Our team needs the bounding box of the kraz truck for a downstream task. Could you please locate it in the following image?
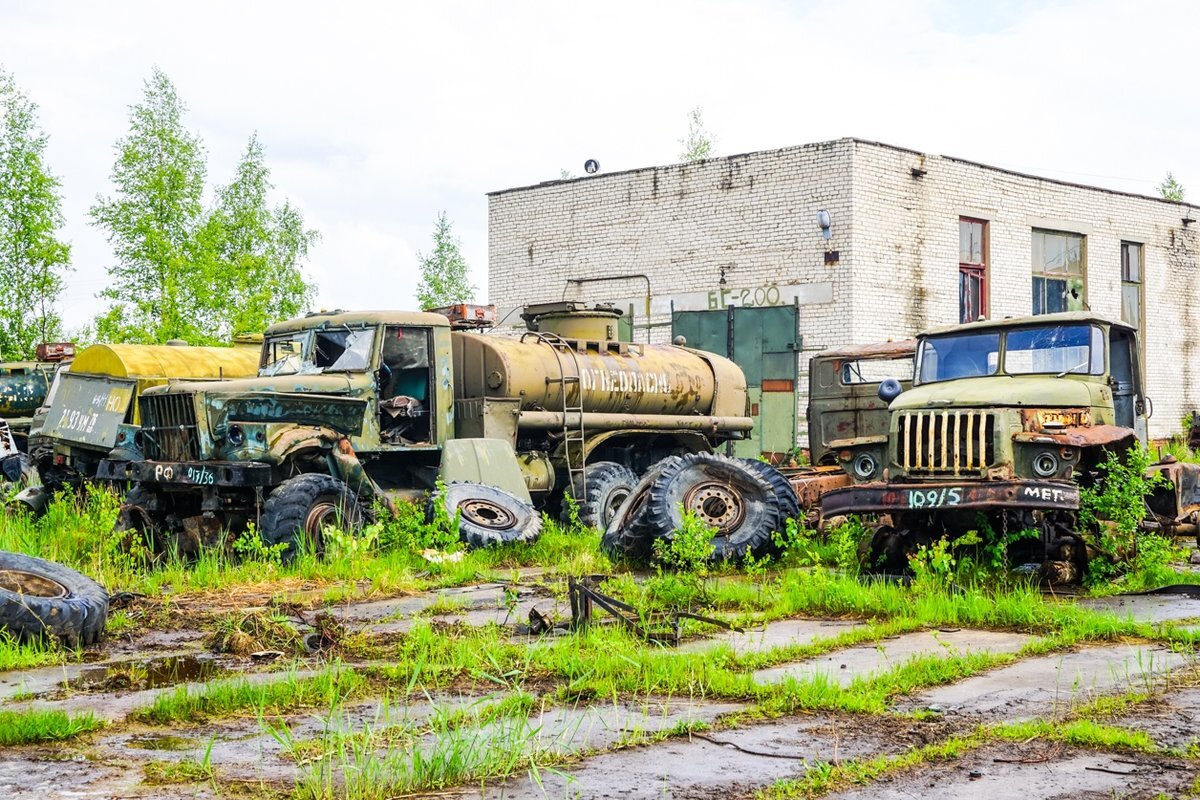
[97,303,764,557]
[25,343,261,508]
[821,311,1200,581]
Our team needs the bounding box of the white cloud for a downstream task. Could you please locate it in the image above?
[2,0,1197,333]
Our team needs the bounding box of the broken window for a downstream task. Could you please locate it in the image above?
[1031,229,1086,314]
[1121,241,1143,332]
[841,357,914,385]
[959,218,988,323]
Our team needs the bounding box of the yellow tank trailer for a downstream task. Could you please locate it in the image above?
[28,342,259,498]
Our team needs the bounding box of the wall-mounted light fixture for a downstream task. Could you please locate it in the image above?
[817,209,833,241]
[584,159,600,174]
[719,266,730,285]
[1184,207,1195,226]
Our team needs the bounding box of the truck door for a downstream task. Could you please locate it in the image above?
[1109,327,1137,432]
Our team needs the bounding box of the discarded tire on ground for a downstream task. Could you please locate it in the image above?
[437,482,542,548]
[738,458,800,524]
[601,456,683,561]
[0,550,108,647]
[561,461,638,531]
[261,473,367,561]
[642,452,783,563]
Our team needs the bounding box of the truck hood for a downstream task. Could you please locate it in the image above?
[142,373,358,398]
[893,376,1105,410]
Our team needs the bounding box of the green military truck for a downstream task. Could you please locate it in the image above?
[0,343,74,452]
[822,311,1200,580]
[97,304,767,557]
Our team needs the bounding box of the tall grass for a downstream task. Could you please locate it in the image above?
[0,708,101,745]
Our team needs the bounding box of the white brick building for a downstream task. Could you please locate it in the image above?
[487,138,1198,443]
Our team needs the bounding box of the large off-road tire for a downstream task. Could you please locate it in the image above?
[437,482,542,548]
[0,453,35,491]
[0,550,108,647]
[738,458,801,523]
[560,461,639,531]
[260,474,366,561]
[642,452,783,563]
[600,456,683,561]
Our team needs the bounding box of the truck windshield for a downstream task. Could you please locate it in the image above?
[260,327,378,376]
[917,323,1104,384]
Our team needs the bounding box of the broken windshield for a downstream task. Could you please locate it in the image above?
[917,323,1105,384]
[260,327,378,376]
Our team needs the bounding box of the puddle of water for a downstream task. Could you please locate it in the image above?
[64,654,226,693]
[125,734,200,751]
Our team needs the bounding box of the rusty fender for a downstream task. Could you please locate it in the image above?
[785,465,851,511]
[1012,423,1135,448]
[821,479,1080,516]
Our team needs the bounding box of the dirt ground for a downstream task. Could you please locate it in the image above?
[2,574,1199,800]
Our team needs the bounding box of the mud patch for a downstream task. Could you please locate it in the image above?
[1106,685,1200,752]
[753,629,1032,686]
[66,653,227,692]
[827,740,1196,799]
[905,643,1193,721]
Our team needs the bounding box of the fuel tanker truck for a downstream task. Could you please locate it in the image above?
[95,302,786,558]
[23,342,261,509]
[0,343,75,452]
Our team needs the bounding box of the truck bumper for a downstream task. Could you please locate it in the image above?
[96,458,276,487]
[821,479,1080,516]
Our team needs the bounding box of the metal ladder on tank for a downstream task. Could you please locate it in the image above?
[522,330,588,500]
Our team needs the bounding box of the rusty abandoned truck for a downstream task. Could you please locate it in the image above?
[0,342,75,452]
[822,311,1200,580]
[25,343,261,506]
[96,302,763,555]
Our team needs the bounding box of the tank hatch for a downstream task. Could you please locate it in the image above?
[521,302,623,341]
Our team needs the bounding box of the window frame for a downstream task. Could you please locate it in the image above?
[1031,228,1087,315]
[958,217,989,323]
[1120,240,1144,335]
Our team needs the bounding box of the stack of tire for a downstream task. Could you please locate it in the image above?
[600,453,799,564]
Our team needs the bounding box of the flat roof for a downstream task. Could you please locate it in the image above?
[488,137,1191,210]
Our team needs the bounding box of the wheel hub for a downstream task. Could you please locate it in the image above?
[0,569,68,599]
[460,498,518,530]
[304,502,339,534]
[603,488,632,526]
[683,481,745,534]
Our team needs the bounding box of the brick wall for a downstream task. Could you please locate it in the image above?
[488,137,1200,443]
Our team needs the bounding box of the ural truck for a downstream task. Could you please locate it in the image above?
[97,303,764,556]
[25,342,261,507]
[822,311,1200,581]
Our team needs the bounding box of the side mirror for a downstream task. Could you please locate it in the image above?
[878,378,903,403]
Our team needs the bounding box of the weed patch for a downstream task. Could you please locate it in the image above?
[0,708,101,745]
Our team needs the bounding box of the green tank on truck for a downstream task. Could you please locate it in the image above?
[97,303,757,557]
[822,311,1200,582]
[0,342,75,451]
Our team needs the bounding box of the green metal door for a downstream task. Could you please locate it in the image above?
[671,304,799,459]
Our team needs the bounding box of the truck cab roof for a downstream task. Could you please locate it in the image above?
[266,310,451,334]
[921,311,1133,338]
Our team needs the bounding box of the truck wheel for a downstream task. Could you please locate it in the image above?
[115,485,161,556]
[643,453,782,563]
[561,461,639,531]
[600,456,683,561]
[260,474,365,561]
[738,458,801,522]
[438,483,542,548]
[0,551,108,647]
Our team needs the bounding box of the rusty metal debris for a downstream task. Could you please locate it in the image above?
[565,575,740,646]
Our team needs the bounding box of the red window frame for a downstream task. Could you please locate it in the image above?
[959,217,988,323]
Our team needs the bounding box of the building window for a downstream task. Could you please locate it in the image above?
[1121,241,1143,331]
[1031,229,1086,314]
[959,217,988,323]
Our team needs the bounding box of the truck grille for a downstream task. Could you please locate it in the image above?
[139,394,199,461]
[896,410,995,475]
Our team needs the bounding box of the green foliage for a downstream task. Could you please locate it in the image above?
[678,105,716,163]
[829,518,869,573]
[374,488,462,555]
[0,708,101,745]
[91,69,315,345]
[771,517,820,566]
[1159,171,1186,202]
[193,134,318,340]
[232,521,288,564]
[1080,446,1173,586]
[415,211,475,310]
[0,68,71,358]
[652,507,716,574]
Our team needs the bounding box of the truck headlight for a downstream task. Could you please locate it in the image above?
[1032,450,1059,478]
[228,425,245,447]
[852,452,878,480]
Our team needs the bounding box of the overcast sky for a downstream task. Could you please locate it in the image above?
[3,0,1197,333]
